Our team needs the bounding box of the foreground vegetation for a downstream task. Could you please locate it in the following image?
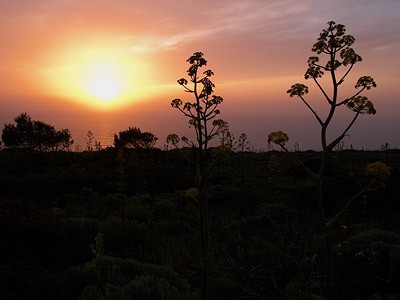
[0,148,399,299]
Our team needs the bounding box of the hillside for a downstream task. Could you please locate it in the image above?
[0,148,399,299]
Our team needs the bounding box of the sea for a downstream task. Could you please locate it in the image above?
[0,108,398,152]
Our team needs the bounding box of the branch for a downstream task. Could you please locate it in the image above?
[277,143,318,180]
[326,177,376,227]
[182,84,194,93]
[337,63,354,85]
[176,106,195,119]
[170,142,197,166]
[336,87,366,106]
[321,47,330,55]
[207,124,220,140]
[326,111,360,151]
[299,95,324,126]
[313,77,332,105]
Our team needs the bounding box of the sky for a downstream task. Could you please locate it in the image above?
[1,0,400,150]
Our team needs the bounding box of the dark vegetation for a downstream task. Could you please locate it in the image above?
[170,51,225,299]
[0,147,399,299]
[2,113,73,152]
[267,20,381,299]
[114,127,158,149]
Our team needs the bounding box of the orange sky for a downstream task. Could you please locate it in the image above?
[1,0,400,150]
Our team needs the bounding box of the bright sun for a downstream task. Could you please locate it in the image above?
[85,64,123,102]
[88,74,121,100]
[40,44,151,110]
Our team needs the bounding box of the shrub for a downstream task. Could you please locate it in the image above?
[340,229,400,290]
[79,256,191,299]
[152,199,174,221]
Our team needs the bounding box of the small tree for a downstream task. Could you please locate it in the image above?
[2,113,73,151]
[86,131,95,151]
[2,113,34,149]
[237,133,250,153]
[170,51,224,300]
[218,120,234,150]
[114,127,157,149]
[269,21,382,295]
[52,128,74,151]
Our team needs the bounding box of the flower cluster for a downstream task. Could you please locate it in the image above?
[268,131,289,147]
[185,188,199,200]
[364,161,391,180]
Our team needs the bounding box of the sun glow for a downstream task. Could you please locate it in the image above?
[39,43,151,110]
[88,74,121,100]
[77,62,131,110]
[85,64,124,101]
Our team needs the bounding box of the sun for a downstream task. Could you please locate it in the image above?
[85,64,123,102]
[39,45,152,110]
[88,74,121,100]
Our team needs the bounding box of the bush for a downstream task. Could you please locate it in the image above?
[64,188,103,218]
[152,199,174,221]
[122,201,151,223]
[79,256,191,299]
[339,229,400,293]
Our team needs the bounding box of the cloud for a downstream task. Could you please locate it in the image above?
[110,1,319,58]
[2,1,400,84]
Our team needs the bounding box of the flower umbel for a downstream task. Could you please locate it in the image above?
[364,161,391,180]
[185,188,199,200]
[268,131,289,147]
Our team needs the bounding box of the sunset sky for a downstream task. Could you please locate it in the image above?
[1,0,400,150]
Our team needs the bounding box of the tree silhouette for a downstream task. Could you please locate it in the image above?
[114,127,158,149]
[237,133,250,185]
[2,113,73,151]
[287,21,376,151]
[170,52,225,300]
[269,21,382,295]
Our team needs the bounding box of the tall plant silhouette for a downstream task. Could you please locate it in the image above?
[170,52,224,299]
[287,21,376,151]
[269,21,380,294]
